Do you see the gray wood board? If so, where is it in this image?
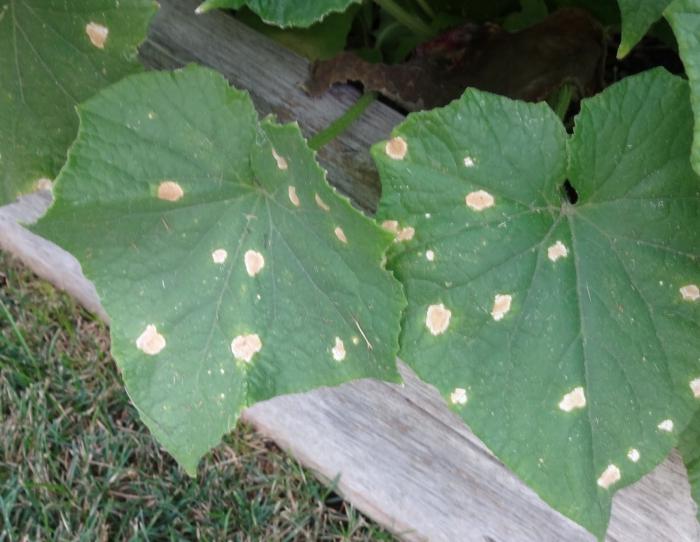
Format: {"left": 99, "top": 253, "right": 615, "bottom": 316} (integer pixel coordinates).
{"left": 1, "top": 1, "right": 698, "bottom": 540}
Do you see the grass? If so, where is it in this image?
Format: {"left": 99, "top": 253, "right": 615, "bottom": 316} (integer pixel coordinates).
{"left": 0, "top": 252, "right": 393, "bottom": 541}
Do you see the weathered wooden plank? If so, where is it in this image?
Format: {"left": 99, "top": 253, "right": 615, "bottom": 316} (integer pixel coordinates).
{"left": 1, "top": 1, "right": 698, "bottom": 540}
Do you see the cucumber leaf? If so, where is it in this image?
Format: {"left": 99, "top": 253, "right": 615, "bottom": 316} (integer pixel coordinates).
{"left": 34, "top": 65, "right": 404, "bottom": 475}
{"left": 373, "top": 68, "right": 700, "bottom": 538}
{"left": 196, "top": 0, "right": 360, "bottom": 28}
{"left": 0, "top": 0, "right": 157, "bottom": 205}
{"left": 665, "top": 0, "right": 700, "bottom": 177}
{"left": 616, "top": 0, "right": 672, "bottom": 58}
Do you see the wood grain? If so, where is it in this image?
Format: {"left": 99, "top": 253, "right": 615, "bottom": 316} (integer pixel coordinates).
{"left": 1, "top": 1, "right": 698, "bottom": 540}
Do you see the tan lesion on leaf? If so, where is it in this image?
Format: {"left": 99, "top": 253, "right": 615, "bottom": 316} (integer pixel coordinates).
{"left": 680, "top": 284, "right": 699, "bottom": 301}
{"left": 315, "top": 193, "right": 330, "bottom": 211}
{"left": 491, "top": 294, "right": 512, "bottom": 321}
{"left": 426, "top": 303, "right": 451, "bottom": 335}
{"left": 385, "top": 136, "right": 407, "bottom": 160}
{"left": 450, "top": 387, "right": 468, "bottom": 405}
{"left": 211, "top": 249, "right": 228, "bottom": 264}
{"left": 597, "top": 464, "right": 621, "bottom": 489}
{"left": 558, "top": 386, "right": 586, "bottom": 412}
{"left": 157, "top": 181, "right": 184, "bottom": 202}
{"left": 288, "top": 186, "right": 300, "bottom": 207}
{"left": 381, "top": 220, "right": 414, "bottom": 242}
{"left": 465, "top": 190, "right": 495, "bottom": 211}
{"left": 272, "top": 148, "right": 288, "bottom": 170}
{"left": 85, "top": 22, "right": 109, "bottom": 49}
{"left": 334, "top": 227, "right": 348, "bottom": 243}
{"left": 332, "top": 337, "right": 346, "bottom": 361}
{"left": 231, "top": 334, "right": 262, "bottom": 363}
{"left": 244, "top": 250, "right": 265, "bottom": 277}
{"left": 136, "top": 324, "right": 166, "bottom": 355}
{"left": 657, "top": 419, "right": 674, "bottom": 432}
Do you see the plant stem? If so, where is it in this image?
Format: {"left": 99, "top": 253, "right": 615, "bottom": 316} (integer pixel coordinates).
{"left": 309, "top": 92, "right": 378, "bottom": 151}
{"left": 372, "top": 0, "right": 432, "bottom": 38}
{"left": 413, "top": 0, "right": 435, "bottom": 20}
{"left": 0, "top": 297, "right": 35, "bottom": 363}
{"left": 551, "top": 84, "right": 574, "bottom": 121}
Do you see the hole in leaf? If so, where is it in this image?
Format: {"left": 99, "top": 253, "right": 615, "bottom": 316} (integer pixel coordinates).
{"left": 562, "top": 180, "right": 579, "bottom": 204}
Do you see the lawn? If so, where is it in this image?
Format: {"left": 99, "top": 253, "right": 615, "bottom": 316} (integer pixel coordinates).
{"left": 0, "top": 252, "right": 392, "bottom": 541}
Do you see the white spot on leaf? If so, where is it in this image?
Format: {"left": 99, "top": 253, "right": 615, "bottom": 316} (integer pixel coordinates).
{"left": 558, "top": 386, "right": 586, "bottom": 412}
{"left": 450, "top": 388, "right": 468, "bottom": 405}
{"left": 136, "top": 324, "right": 166, "bottom": 355}
{"left": 491, "top": 294, "right": 512, "bottom": 321}
{"left": 85, "top": 22, "right": 108, "bottom": 49}
{"left": 465, "top": 190, "right": 494, "bottom": 211}
{"left": 211, "top": 249, "right": 228, "bottom": 264}
{"left": 597, "top": 465, "right": 621, "bottom": 489}
{"left": 690, "top": 378, "right": 700, "bottom": 398}
{"left": 334, "top": 227, "right": 347, "bottom": 244}
{"left": 315, "top": 193, "right": 330, "bottom": 211}
{"left": 231, "top": 334, "right": 262, "bottom": 363}
{"left": 332, "top": 337, "right": 346, "bottom": 361}
{"left": 463, "top": 156, "right": 475, "bottom": 168}
{"left": 272, "top": 148, "right": 288, "bottom": 170}
{"left": 385, "top": 136, "right": 407, "bottom": 160}
{"left": 426, "top": 303, "right": 451, "bottom": 335}
{"left": 627, "top": 449, "right": 640, "bottom": 463}
{"left": 680, "top": 284, "right": 700, "bottom": 301}
{"left": 658, "top": 419, "right": 674, "bottom": 432}
{"left": 244, "top": 250, "right": 265, "bottom": 277}
{"left": 288, "top": 186, "right": 300, "bottom": 207}
{"left": 548, "top": 241, "right": 568, "bottom": 262}
{"left": 157, "top": 181, "right": 184, "bottom": 202}
{"left": 426, "top": 250, "right": 435, "bottom": 261}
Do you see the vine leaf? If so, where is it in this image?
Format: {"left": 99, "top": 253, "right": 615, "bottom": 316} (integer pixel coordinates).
{"left": 679, "top": 409, "right": 700, "bottom": 524}
{"left": 34, "top": 65, "right": 404, "bottom": 475}
{"left": 373, "top": 68, "right": 700, "bottom": 538}
{"left": 666, "top": 0, "right": 700, "bottom": 178}
{"left": 0, "top": 0, "right": 157, "bottom": 205}
{"left": 195, "top": 0, "right": 360, "bottom": 28}
{"left": 616, "top": 0, "right": 671, "bottom": 58}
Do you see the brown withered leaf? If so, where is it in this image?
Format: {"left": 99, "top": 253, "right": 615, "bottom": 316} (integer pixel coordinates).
{"left": 307, "top": 8, "right": 605, "bottom": 111}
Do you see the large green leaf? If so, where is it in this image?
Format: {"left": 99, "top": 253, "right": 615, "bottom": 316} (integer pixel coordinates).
{"left": 679, "top": 408, "right": 700, "bottom": 523}
{"left": 0, "top": 0, "right": 157, "bottom": 205}
{"left": 616, "top": 0, "right": 672, "bottom": 58}
{"left": 373, "top": 68, "right": 700, "bottom": 538}
{"left": 34, "top": 65, "right": 404, "bottom": 475}
{"left": 195, "top": 0, "right": 360, "bottom": 28}
{"left": 666, "top": 0, "right": 700, "bottom": 177}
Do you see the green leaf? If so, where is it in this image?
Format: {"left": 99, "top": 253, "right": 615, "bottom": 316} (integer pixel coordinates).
{"left": 34, "top": 65, "right": 404, "bottom": 475}
{"left": 196, "top": 0, "right": 360, "bottom": 28}
{"left": 665, "top": 0, "right": 700, "bottom": 177}
{"left": 616, "top": 0, "right": 672, "bottom": 58}
{"left": 236, "top": 5, "right": 357, "bottom": 61}
{"left": 679, "top": 408, "right": 700, "bottom": 524}
{"left": 373, "top": 68, "right": 700, "bottom": 538}
{"left": 0, "top": 0, "right": 157, "bottom": 205}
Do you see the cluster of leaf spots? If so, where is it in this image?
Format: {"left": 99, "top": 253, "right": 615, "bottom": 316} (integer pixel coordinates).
{"left": 372, "top": 68, "right": 700, "bottom": 539}
{"left": 34, "top": 65, "right": 405, "bottom": 475}
{"left": 0, "top": 0, "right": 158, "bottom": 205}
